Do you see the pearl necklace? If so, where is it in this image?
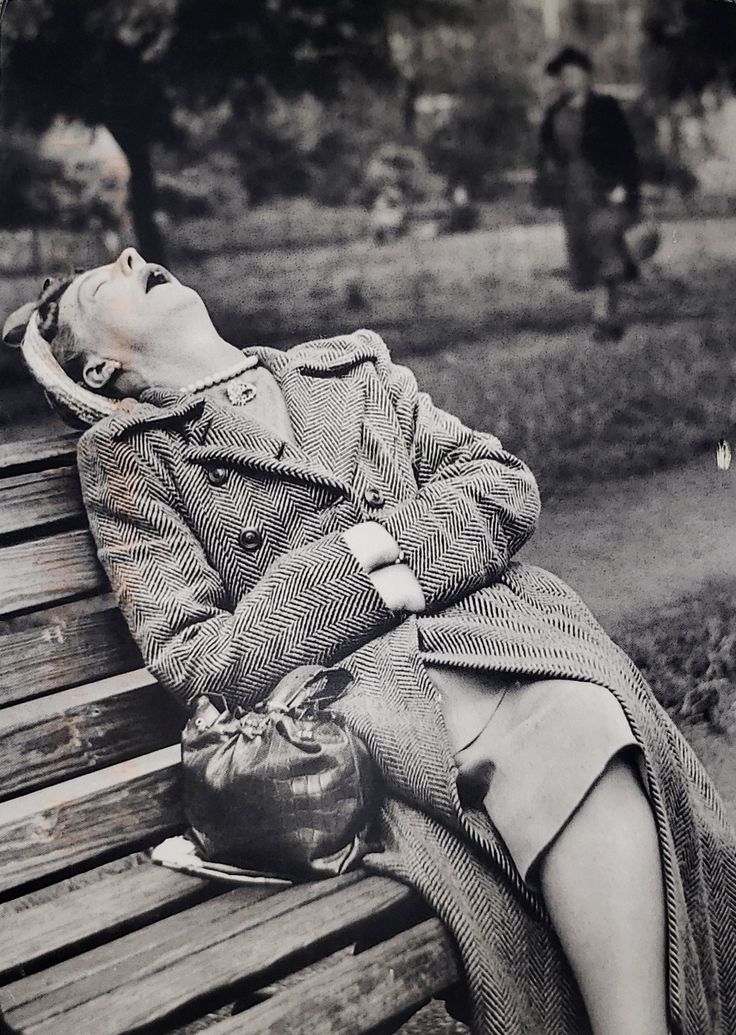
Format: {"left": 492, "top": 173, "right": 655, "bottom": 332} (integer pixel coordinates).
{"left": 180, "top": 352, "right": 260, "bottom": 404}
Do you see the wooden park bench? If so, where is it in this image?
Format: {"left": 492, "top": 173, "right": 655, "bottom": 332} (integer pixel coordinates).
{"left": 0, "top": 432, "right": 462, "bottom": 1035}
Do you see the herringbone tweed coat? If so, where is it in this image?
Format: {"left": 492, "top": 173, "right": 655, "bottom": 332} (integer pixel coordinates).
{"left": 78, "top": 329, "right": 736, "bottom": 1035}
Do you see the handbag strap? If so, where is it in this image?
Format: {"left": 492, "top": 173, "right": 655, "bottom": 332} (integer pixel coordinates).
{"left": 266, "top": 665, "right": 352, "bottom": 715}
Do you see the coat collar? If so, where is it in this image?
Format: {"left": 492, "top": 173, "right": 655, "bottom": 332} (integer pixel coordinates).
{"left": 107, "top": 329, "right": 388, "bottom": 495}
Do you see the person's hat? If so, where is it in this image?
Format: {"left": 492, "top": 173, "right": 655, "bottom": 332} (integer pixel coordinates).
{"left": 545, "top": 46, "right": 593, "bottom": 77}
{"left": 3, "top": 300, "right": 123, "bottom": 426}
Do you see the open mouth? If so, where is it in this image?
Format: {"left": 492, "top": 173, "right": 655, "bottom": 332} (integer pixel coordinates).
{"left": 144, "top": 268, "right": 171, "bottom": 293}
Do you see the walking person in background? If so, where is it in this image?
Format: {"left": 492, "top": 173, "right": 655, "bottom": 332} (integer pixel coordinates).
{"left": 537, "top": 47, "right": 641, "bottom": 342}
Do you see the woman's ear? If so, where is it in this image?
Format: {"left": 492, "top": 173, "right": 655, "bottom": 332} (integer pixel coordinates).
{"left": 82, "top": 356, "right": 122, "bottom": 391}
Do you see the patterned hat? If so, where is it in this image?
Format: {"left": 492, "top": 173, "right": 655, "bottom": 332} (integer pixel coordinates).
{"left": 2, "top": 301, "right": 124, "bottom": 425}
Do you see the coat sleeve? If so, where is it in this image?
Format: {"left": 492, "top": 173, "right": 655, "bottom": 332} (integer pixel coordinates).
{"left": 77, "top": 425, "right": 394, "bottom": 711}
{"left": 606, "top": 97, "right": 640, "bottom": 210}
{"left": 379, "top": 361, "right": 541, "bottom": 612}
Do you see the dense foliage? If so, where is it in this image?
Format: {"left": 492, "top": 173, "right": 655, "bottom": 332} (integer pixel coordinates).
{"left": 0, "top": 0, "right": 471, "bottom": 256}
{"left": 643, "top": 0, "right": 736, "bottom": 97}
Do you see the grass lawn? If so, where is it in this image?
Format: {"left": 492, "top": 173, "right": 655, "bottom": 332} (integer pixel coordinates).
{"left": 2, "top": 215, "right": 736, "bottom": 498}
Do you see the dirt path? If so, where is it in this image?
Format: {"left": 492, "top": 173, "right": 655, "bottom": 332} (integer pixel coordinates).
{"left": 522, "top": 451, "right": 736, "bottom": 824}
{"left": 522, "top": 451, "right": 736, "bottom": 634}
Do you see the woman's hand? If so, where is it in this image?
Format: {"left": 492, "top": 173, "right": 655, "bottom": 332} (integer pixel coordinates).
{"left": 369, "top": 564, "right": 426, "bottom": 614}
{"left": 342, "top": 523, "right": 425, "bottom": 613}
{"left": 342, "top": 521, "right": 401, "bottom": 572}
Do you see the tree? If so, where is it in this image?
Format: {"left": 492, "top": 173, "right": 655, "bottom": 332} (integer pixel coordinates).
{"left": 642, "top": 0, "right": 736, "bottom": 99}
{"left": 0, "top": 0, "right": 471, "bottom": 260}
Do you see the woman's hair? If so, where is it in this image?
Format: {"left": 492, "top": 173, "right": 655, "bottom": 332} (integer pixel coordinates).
{"left": 35, "top": 272, "right": 87, "bottom": 383}
{"left": 33, "top": 270, "right": 103, "bottom": 429}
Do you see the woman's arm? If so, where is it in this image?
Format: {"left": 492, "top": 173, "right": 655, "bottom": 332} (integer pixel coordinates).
{"left": 378, "top": 360, "right": 541, "bottom": 613}
{"left": 78, "top": 425, "right": 397, "bottom": 711}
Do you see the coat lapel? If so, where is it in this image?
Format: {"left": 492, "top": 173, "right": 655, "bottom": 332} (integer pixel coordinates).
{"left": 118, "top": 331, "right": 382, "bottom": 495}
{"left": 252, "top": 337, "right": 371, "bottom": 487}
{"left": 278, "top": 363, "right": 365, "bottom": 486}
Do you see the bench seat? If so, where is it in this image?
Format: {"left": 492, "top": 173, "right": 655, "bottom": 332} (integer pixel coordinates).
{"left": 0, "top": 433, "right": 461, "bottom": 1034}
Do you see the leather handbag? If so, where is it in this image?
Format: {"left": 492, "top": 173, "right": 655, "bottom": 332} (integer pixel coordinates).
{"left": 181, "top": 665, "right": 379, "bottom": 881}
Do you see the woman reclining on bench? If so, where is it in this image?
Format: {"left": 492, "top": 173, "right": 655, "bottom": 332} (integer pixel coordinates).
{"left": 4, "top": 247, "right": 736, "bottom": 1035}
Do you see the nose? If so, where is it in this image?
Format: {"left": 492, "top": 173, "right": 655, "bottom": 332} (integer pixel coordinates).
{"left": 114, "top": 247, "right": 145, "bottom": 275}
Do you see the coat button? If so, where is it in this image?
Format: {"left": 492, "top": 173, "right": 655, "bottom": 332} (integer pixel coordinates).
{"left": 363, "top": 486, "right": 385, "bottom": 508}
{"left": 207, "top": 466, "right": 228, "bottom": 486}
{"left": 239, "top": 526, "right": 263, "bottom": 552}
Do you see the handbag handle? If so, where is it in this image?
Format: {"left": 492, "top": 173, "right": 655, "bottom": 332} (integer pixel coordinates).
{"left": 266, "top": 666, "right": 353, "bottom": 715}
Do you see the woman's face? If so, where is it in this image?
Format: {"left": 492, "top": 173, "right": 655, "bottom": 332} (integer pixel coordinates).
{"left": 560, "top": 65, "right": 591, "bottom": 96}
{"left": 58, "top": 247, "right": 210, "bottom": 367}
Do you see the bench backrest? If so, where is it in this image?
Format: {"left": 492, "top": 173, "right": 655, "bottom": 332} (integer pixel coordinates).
{"left": 0, "top": 432, "right": 184, "bottom": 898}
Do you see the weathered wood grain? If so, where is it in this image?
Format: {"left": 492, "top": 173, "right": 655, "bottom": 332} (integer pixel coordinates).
{"left": 0, "top": 432, "right": 79, "bottom": 476}
{"left": 0, "top": 669, "right": 183, "bottom": 799}
{"left": 0, "top": 596, "right": 142, "bottom": 704}
{"left": 0, "top": 746, "right": 182, "bottom": 895}
{"left": 205, "top": 919, "right": 460, "bottom": 1035}
{"left": 0, "top": 529, "right": 107, "bottom": 616}
{"left": 0, "top": 858, "right": 222, "bottom": 980}
{"left": 0, "top": 467, "right": 83, "bottom": 537}
{"left": 1, "top": 873, "right": 415, "bottom": 1035}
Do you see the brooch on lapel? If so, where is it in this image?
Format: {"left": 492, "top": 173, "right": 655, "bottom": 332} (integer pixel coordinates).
{"left": 180, "top": 352, "right": 260, "bottom": 406}
{"left": 226, "top": 381, "right": 258, "bottom": 406}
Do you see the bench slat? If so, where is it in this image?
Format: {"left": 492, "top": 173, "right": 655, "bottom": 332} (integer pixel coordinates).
{"left": 0, "top": 880, "right": 303, "bottom": 1021}
{"left": 0, "top": 433, "right": 79, "bottom": 476}
{"left": 2, "top": 873, "right": 413, "bottom": 1035}
{"left": 0, "top": 529, "right": 106, "bottom": 616}
{"left": 0, "top": 670, "right": 182, "bottom": 799}
{"left": 206, "top": 918, "right": 460, "bottom": 1035}
{"left": 0, "top": 596, "right": 141, "bottom": 704}
{"left": 0, "top": 858, "right": 221, "bottom": 981}
{"left": 0, "top": 468, "right": 83, "bottom": 537}
{"left": 0, "top": 746, "right": 181, "bottom": 895}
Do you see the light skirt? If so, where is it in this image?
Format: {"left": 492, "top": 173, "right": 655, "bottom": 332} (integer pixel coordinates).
{"left": 428, "top": 665, "right": 642, "bottom": 885}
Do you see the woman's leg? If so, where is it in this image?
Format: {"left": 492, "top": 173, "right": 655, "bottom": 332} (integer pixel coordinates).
{"left": 452, "top": 676, "right": 670, "bottom": 1033}
{"left": 538, "top": 756, "right": 669, "bottom": 1035}
{"left": 592, "top": 282, "right": 619, "bottom": 325}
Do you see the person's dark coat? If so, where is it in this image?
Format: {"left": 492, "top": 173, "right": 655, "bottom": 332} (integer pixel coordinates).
{"left": 538, "top": 91, "right": 640, "bottom": 212}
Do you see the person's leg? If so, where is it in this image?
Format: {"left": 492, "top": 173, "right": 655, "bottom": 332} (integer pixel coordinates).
{"left": 590, "top": 206, "right": 628, "bottom": 340}
{"left": 538, "top": 756, "right": 669, "bottom": 1035}
{"left": 592, "top": 282, "right": 618, "bottom": 322}
{"left": 562, "top": 206, "right": 597, "bottom": 291}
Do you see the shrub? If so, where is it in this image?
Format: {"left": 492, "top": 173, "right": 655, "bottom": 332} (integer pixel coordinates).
{"left": 424, "top": 64, "right": 534, "bottom": 198}
{"left": 0, "top": 131, "right": 69, "bottom": 228}
{"left": 616, "top": 583, "right": 736, "bottom": 734}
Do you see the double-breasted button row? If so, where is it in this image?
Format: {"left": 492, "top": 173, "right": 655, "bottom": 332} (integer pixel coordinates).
{"left": 239, "top": 527, "right": 263, "bottom": 552}
{"left": 363, "top": 486, "right": 385, "bottom": 509}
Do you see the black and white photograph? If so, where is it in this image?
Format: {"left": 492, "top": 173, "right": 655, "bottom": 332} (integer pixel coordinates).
{"left": 1, "top": 2, "right": 735, "bottom": 1033}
